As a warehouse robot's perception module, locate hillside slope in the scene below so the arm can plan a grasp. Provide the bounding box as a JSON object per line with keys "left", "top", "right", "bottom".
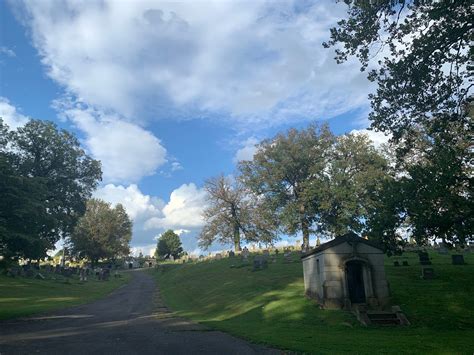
{"left": 152, "top": 252, "right": 474, "bottom": 354}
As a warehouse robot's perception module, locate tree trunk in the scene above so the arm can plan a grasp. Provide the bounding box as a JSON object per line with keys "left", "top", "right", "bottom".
{"left": 233, "top": 222, "right": 241, "bottom": 252}
{"left": 301, "top": 217, "right": 310, "bottom": 251}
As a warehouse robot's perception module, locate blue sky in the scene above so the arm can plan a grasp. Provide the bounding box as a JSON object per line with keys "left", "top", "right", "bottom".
{"left": 0, "top": 0, "right": 387, "bottom": 255}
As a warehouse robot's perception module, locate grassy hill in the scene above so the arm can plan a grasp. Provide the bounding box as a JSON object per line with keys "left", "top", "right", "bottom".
{"left": 152, "top": 251, "right": 474, "bottom": 354}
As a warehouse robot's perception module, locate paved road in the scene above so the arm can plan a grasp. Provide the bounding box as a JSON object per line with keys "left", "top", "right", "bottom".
{"left": 0, "top": 270, "right": 280, "bottom": 355}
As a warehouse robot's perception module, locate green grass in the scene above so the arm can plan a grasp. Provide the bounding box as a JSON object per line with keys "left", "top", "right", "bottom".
{"left": 0, "top": 271, "right": 130, "bottom": 320}
{"left": 152, "top": 252, "right": 474, "bottom": 354}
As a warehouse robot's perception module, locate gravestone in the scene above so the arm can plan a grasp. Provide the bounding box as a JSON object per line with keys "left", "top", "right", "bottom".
{"left": 283, "top": 252, "right": 293, "bottom": 263}
{"left": 262, "top": 250, "right": 270, "bottom": 258}
{"left": 79, "top": 268, "right": 87, "bottom": 281}
{"left": 393, "top": 261, "right": 400, "bottom": 267}
{"left": 241, "top": 247, "right": 250, "bottom": 261}
{"left": 253, "top": 255, "right": 268, "bottom": 271}
{"left": 421, "top": 267, "right": 435, "bottom": 279}
{"left": 35, "top": 273, "right": 45, "bottom": 280}
{"left": 418, "top": 251, "right": 431, "bottom": 265}
{"left": 402, "top": 261, "right": 409, "bottom": 266}
{"left": 215, "top": 253, "right": 222, "bottom": 260}
{"left": 26, "top": 268, "right": 36, "bottom": 278}
{"left": 438, "top": 244, "right": 448, "bottom": 255}
{"left": 451, "top": 254, "right": 465, "bottom": 265}
{"left": 228, "top": 250, "right": 235, "bottom": 258}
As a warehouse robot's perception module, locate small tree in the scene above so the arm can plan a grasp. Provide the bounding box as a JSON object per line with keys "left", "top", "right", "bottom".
{"left": 198, "top": 175, "right": 276, "bottom": 252}
{"left": 69, "top": 199, "right": 132, "bottom": 265}
{"left": 156, "top": 230, "right": 183, "bottom": 259}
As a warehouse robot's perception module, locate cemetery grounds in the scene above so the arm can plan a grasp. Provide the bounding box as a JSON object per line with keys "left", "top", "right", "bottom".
{"left": 152, "top": 251, "right": 474, "bottom": 354}
{"left": 0, "top": 271, "right": 130, "bottom": 320}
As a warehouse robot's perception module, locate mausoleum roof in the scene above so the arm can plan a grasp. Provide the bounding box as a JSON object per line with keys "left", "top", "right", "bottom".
{"left": 301, "top": 232, "right": 383, "bottom": 259}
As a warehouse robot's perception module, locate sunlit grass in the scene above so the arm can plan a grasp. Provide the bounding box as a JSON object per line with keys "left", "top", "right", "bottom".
{"left": 153, "top": 252, "right": 474, "bottom": 354}
{"left": 0, "top": 272, "right": 130, "bottom": 320}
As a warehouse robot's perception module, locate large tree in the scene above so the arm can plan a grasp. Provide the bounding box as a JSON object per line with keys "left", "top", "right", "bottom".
{"left": 239, "top": 124, "right": 335, "bottom": 250}
{"left": 1, "top": 119, "right": 100, "bottom": 261}
{"left": 69, "top": 199, "right": 132, "bottom": 265}
{"left": 199, "top": 175, "right": 276, "bottom": 252}
{"left": 10, "top": 120, "right": 102, "bottom": 243}
{"left": 324, "top": 0, "right": 472, "bottom": 142}
{"left": 325, "top": 1, "right": 473, "bottom": 248}
{"left": 156, "top": 230, "right": 183, "bottom": 259}
{"left": 318, "top": 132, "right": 390, "bottom": 237}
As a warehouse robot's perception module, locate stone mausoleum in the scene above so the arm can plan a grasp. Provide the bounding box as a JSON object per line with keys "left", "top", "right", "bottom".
{"left": 302, "top": 232, "right": 390, "bottom": 310}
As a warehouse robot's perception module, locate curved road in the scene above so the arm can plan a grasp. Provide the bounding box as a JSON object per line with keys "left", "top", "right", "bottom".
{"left": 0, "top": 270, "right": 280, "bottom": 354}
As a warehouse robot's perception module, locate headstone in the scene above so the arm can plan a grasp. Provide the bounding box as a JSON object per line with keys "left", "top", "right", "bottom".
{"left": 79, "top": 268, "right": 87, "bottom": 281}
{"left": 418, "top": 251, "right": 431, "bottom": 265}
{"left": 283, "top": 252, "right": 293, "bottom": 263}
{"left": 169, "top": 255, "right": 174, "bottom": 261}
{"left": 393, "top": 261, "right": 400, "bottom": 267}
{"left": 241, "top": 247, "right": 250, "bottom": 261}
{"left": 26, "top": 268, "right": 36, "bottom": 278}
{"left": 421, "top": 267, "right": 435, "bottom": 279}
{"left": 215, "top": 253, "right": 222, "bottom": 260}
{"left": 402, "top": 261, "right": 409, "bottom": 266}
{"left": 228, "top": 250, "right": 235, "bottom": 258}
{"left": 253, "top": 255, "right": 268, "bottom": 271}
{"left": 438, "top": 244, "right": 448, "bottom": 255}
{"left": 34, "top": 273, "right": 45, "bottom": 280}
{"left": 451, "top": 254, "right": 465, "bottom": 265}
{"left": 262, "top": 250, "right": 270, "bottom": 258}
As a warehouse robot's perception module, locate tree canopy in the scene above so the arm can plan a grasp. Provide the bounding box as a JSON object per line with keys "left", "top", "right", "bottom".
{"left": 0, "top": 119, "right": 102, "bottom": 261}
{"left": 69, "top": 199, "right": 132, "bottom": 265}
{"left": 199, "top": 175, "right": 277, "bottom": 252}
{"left": 156, "top": 230, "right": 183, "bottom": 259}
{"left": 325, "top": 0, "right": 473, "bottom": 249}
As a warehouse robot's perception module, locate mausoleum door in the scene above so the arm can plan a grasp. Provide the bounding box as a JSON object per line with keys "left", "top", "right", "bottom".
{"left": 346, "top": 261, "right": 366, "bottom": 303}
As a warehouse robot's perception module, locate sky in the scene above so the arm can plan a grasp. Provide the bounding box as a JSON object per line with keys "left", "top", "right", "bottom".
{"left": 0, "top": 0, "right": 388, "bottom": 256}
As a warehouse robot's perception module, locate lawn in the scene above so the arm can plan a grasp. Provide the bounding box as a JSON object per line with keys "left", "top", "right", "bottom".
{"left": 0, "top": 271, "right": 130, "bottom": 320}
{"left": 152, "top": 251, "right": 474, "bottom": 354}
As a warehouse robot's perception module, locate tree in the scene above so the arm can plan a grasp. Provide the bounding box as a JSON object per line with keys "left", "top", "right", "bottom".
{"left": 324, "top": 0, "right": 472, "bottom": 142}
{"left": 10, "top": 120, "right": 102, "bottom": 242}
{"left": 319, "top": 133, "right": 390, "bottom": 237}
{"left": 239, "top": 124, "right": 335, "bottom": 250}
{"left": 156, "top": 230, "right": 183, "bottom": 259}
{"left": 198, "top": 175, "right": 276, "bottom": 252}
{"left": 69, "top": 199, "right": 132, "bottom": 265}
{"left": 325, "top": 1, "right": 473, "bottom": 248}
{"left": 0, "top": 120, "right": 55, "bottom": 261}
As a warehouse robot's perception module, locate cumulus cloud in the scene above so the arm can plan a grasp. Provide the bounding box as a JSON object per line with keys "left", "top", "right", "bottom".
{"left": 144, "top": 183, "right": 207, "bottom": 230}
{"left": 350, "top": 129, "right": 391, "bottom": 150}
{"left": 233, "top": 137, "right": 259, "bottom": 164}
{"left": 0, "top": 97, "right": 29, "bottom": 129}
{"left": 94, "top": 184, "right": 164, "bottom": 221}
{"left": 58, "top": 105, "right": 167, "bottom": 183}
{"left": 95, "top": 183, "right": 207, "bottom": 250}
{"left": 14, "top": 0, "right": 371, "bottom": 126}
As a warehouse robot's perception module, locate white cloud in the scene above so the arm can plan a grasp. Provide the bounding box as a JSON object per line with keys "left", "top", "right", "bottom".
{"left": 59, "top": 105, "right": 167, "bottom": 183}
{"left": 171, "top": 161, "right": 183, "bottom": 171}
{"left": 15, "top": 0, "right": 371, "bottom": 126}
{"left": 350, "top": 129, "right": 391, "bottom": 150}
{"left": 0, "top": 46, "right": 16, "bottom": 58}
{"left": 94, "top": 184, "right": 164, "bottom": 221}
{"left": 145, "top": 183, "right": 207, "bottom": 230}
{"left": 0, "top": 97, "right": 29, "bottom": 129}
{"left": 94, "top": 183, "right": 207, "bottom": 251}
{"left": 233, "top": 137, "right": 259, "bottom": 164}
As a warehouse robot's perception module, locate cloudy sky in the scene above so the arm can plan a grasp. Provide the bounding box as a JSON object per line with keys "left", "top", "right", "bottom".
{"left": 0, "top": 0, "right": 386, "bottom": 255}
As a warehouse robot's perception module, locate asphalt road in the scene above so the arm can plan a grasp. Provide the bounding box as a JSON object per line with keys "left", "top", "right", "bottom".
{"left": 0, "top": 270, "right": 280, "bottom": 355}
